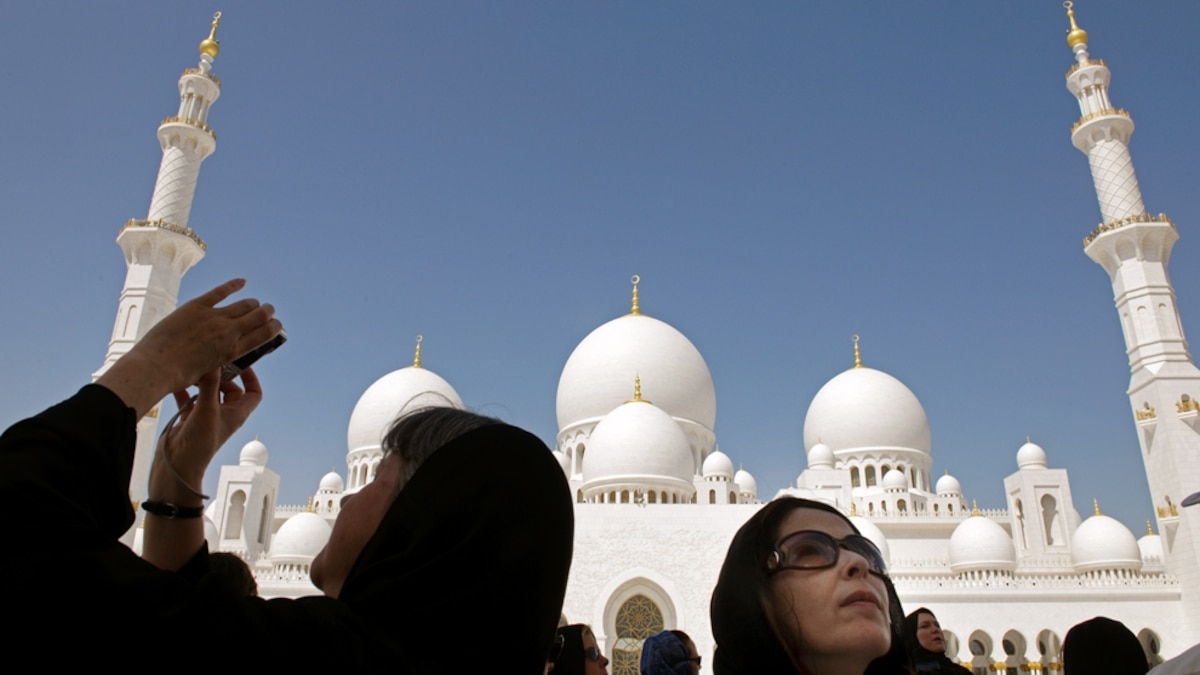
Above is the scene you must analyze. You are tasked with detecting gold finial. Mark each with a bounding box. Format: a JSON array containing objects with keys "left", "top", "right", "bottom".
[
  {"left": 627, "top": 374, "right": 651, "bottom": 404},
  {"left": 852, "top": 334, "right": 862, "bottom": 368},
  {"left": 1026, "top": 436, "right": 1031, "bottom": 444},
  {"left": 412, "top": 334, "right": 423, "bottom": 368},
  {"left": 630, "top": 275, "right": 641, "bottom": 315},
  {"left": 1064, "top": 2, "right": 1089, "bottom": 48},
  {"left": 1093, "top": 498, "right": 1101, "bottom": 516},
  {"left": 199, "top": 11, "right": 222, "bottom": 58},
  {"left": 306, "top": 496, "right": 314, "bottom": 513},
  {"left": 850, "top": 502, "right": 858, "bottom": 516},
  {"left": 971, "top": 500, "right": 980, "bottom": 516},
  {"left": 1147, "top": 520, "right": 1155, "bottom": 535}
]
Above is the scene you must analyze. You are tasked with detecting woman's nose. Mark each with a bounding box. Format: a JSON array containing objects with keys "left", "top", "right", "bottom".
[{"left": 840, "top": 546, "right": 871, "bottom": 577}]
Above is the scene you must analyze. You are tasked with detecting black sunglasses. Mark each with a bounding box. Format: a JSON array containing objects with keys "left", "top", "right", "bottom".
[
  {"left": 767, "top": 530, "right": 887, "bottom": 576},
  {"left": 584, "top": 646, "right": 604, "bottom": 663},
  {"left": 548, "top": 634, "right": 565, "bottom": 662}
]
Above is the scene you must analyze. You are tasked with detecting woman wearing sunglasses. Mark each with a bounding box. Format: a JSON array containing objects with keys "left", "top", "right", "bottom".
[
  {"left": 711, "top": 497, "right": 911, "bottom": 675},
  {"left": 555, "top": 624, "right": 611, "bottom": 675}
]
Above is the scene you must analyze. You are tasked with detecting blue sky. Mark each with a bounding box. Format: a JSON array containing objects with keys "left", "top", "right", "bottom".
[{"left": 2, "top": 2, "right": 1198, "bottom": 535}]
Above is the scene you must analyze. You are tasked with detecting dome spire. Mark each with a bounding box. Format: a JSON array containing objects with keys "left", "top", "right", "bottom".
[
  {"left": 849, "top": 501, "right": 858, "bottom": 516},
  {"left": 412, "top": 334, "right": 423, "bottom": 368},
  {"left": 1063, "top": 2, "right": 1088, "bottom": 49},
  {"left": 1147, "top": 520, "right": 1155, "bottom": 535},
  {"left": 852, "top": 334, "right": 862, "bottom": 368},
  {"left": 972, "top": 500, "right": 980, "bottom": 516},
  {"left": 630, "top": 274, "right": 641, "bottom": 315},
  {"left": 627, "top": 374, "right": 651, "bottom": 404},
  {"left": 1093, "top": 498, "right": 1101, "bottom": 516},
  {"left": 199, "top": 11, "right": 222, "bottom": 59}
]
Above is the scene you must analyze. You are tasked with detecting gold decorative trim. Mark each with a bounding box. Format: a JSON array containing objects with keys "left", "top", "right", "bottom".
[
  {"left": 160, "top": 115, "right": 217, "bottom": 140},
  {"left": 630, "top": 274, "right": 641, "bottom": 315},
  {"left": 1083, "top": 213, "right": 1173, "bottom": 247},
  {"left": 1071, "top": 107, "right": 1130, "bottom": 133},
  {"left": 181, "top": 67, "right": 222, "bottom": 88},
  {"left": 412, "top": 334, "right": 423, "bottom": 368},
  {"left": 121, "top": 218, "right": 207, "bottom": 250},
  {"left": 1135, "top": 402, "right": 1156, "bottom": 420},
  {"left": 1177, "top": 394, "right": 1200, "bottom": 413},
  {"left": 1157, "top": 504, "right": 1179, "bottom": 518},
  {"left": 852, "top": 334, "right": 862, "bottom": 368},
  {"left": 1065, "top": 58, "right": 1104, "bottom": 77}
]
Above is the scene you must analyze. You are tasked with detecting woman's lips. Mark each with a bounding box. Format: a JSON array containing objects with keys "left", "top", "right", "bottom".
[{"left": 840, "top": 589, "right": 881, "bottom": 608}]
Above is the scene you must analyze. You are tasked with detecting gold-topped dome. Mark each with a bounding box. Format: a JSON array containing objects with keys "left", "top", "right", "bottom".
[
  {"left": 199, "top": 11, "right": 222, "bottom": 58},
  {"left": 1064, "top": 2, "right": 1088, "bottom": 48}
]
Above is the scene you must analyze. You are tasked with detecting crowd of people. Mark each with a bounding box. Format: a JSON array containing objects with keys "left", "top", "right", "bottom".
[{"left": 0, "top": 280, "right": 1192, "bottom": 674}]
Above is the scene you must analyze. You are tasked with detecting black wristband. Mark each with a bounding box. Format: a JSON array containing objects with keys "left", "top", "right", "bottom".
[{"left": 141, "top": 500, "right": 204, "bottom": 519}]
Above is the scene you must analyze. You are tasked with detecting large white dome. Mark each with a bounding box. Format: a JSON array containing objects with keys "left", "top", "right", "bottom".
[
  {"left": 803, "top": 366, "right": 931, "bottom": 455},
  {"left": 271, "top": 511, "right": 332, "bottom": 563},
  {"left": 1071, "top": 513, "right": 1142, "bottom": 572},
  {"left": 582, "top": 400, "right": 695, "bottom": 487},
  {"left": 557, "top": 314, "right": 716, "bottom": 431},
  {"left": 347, "top": 366, "right": 464, "bottom": 455},
  {"left": 949, "top": 515, "right": 1017, "bottom": 573}
]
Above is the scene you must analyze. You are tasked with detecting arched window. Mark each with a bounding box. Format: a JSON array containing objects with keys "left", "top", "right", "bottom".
[
  {"left": 257, "top": 494, "right": 271, "bottom": 544},
  {"left": 612, "top": 594, "right": 664, "bottom": 675},
  {"left": 1137, "top": 628, "right": 1163, "bottom": 668},
  {"left": 865, "top": 466, "right": 877, "bottom": 487},
  {"left": 224, "top": 490, "right": 246, "bottom": 540},
  {"left": 709, "top": 489, "right": 715, "bottom": 504},
  {"left": 897, "top": 499, "right": 907, "bottom": 512},
  {"left": 1041, "top": 494, "right": 1061, "bottom": 545},
  {"left": 850, "top": 467, "right": 861, "bottom": 487}
]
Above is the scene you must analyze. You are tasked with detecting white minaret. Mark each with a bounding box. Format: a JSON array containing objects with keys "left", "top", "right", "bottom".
[
  {"left": 94, "top": 13, "right": 223, "bottom": 520},
  {"left": 1065, "top": 3, "right": 1200, "bottom": 641}
]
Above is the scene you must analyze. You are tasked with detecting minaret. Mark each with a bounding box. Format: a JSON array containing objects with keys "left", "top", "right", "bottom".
[
  {"left": 1065, "top": 3, "right": 1200, "bottom": 636},
  {"left": 94, "top": 13, "right": 224, "bottom": 518}
]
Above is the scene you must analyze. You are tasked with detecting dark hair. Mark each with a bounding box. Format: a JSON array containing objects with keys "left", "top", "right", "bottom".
[
  {"left": 382, "top": 406, "right": 501, "bottom": 483},
  {"left": 710, "top": 497, "right": 910, "bottom": 675},
  {"left": 207, "top": 551, "right": 258, "bottom": 597},
  {"left": 1063, "top": 617, "right": 1148, "bottom": 675},
  {"left": 554, "top": 624, "right": 595, "bottom": 675}
]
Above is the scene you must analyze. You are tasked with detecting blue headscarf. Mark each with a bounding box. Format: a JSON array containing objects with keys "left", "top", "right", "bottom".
[{"left": 641, "top": 630, "right": 694, "bottom": 675}]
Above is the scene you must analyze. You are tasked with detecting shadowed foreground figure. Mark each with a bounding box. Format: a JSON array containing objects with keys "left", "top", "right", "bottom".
[
  {"left": 0, "top": 279, "right": 574, "bottom": 671},
  {"left": 902, "top": 608, "right": 969, "bottom": 674},
  {"left": 1063, "top": 617, "right": 1148, "bottom": 675}
]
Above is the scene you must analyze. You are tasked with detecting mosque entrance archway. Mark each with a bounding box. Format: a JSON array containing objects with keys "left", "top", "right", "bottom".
[{"left": 611, "top": 594, "right": 663, "bottom": 675}]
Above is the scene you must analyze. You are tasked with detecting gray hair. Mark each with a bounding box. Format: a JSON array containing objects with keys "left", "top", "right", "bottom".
[{"left": 382, "top": 406, "right": 502, "bottom": 483}]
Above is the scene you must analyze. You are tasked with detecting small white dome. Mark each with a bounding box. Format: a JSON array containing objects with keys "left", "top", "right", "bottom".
[
  {"left": 318, "top": 470, "right": 344, "bottom": 493},
  {"left": 735, "top": 467, "right": 758, "bottom": 498},
  {"left": 347, "top": 366, "right": 464, "bottom": 456},
  {"left": 1138, "top": 531, "right": 1164, "bottom": 564},
  {"left": 848, "top": 515, "right": 891, "bottom": 565},
  {"left": 271, "top": 512, "right": 333, "bottom": 563},
  {"left": 949, "top": 515, "right": 1017, "bottom": 573},
  {"left": 1072, "top": 513, "right": 1142, "bottom": 572},
  {"left": 557, "top": 313, "right": 716, "bottom": 431},
  {"left": 935, "top": 473, "right": 962, "bottom": 496},
  {"left": 703, "top": 449, "right": 735, "bottom": 480},
  {"left": 807, "top": 443, "right": 835, "bottom": 469},
  {"left": 239, "top": 438, "right": 268, "bottom": 466},
  {"left": 803, "top": 367, "right": 931, "bottom": 456},
  {"left": 1016, "top": 440, "right": 1048, "bottom": 470},
  {"left": 882, "top": 469, "right": 908, "bottom": 491},
  {"left": 582, "top": 401, "right": 694, "bottom": 487}
]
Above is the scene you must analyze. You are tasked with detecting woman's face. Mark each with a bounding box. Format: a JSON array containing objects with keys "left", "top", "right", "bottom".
[
  {"left": 767, "top": 508, "right": 891, "bottom": 675},
  {"left": 916, "top": 612, "right": 946, "bottom": 653},
  {"left": 581, "top": 630, "right": 610, "bottom": 675}
]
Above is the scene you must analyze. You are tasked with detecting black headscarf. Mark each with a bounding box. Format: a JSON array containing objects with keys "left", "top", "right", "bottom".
[
  {"left": 337, "top": 423, "right": 575, "bottom": 674},
  {"left": 710, "top": 497, "right": 911, "bottom": 675},
  {"left": 554, "top": 624, "right": 591, "bottom": 675},
  {"left": 902, "top": 608, "right": 971, "bottom": 674},
  {"left": 1062, "top": 617, "right": 1148, "bottom": 675}
]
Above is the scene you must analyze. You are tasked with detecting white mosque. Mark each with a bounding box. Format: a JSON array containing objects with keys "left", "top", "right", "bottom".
[{"left": 100, "top": 8, "right": 1200, "bottom": 674}]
